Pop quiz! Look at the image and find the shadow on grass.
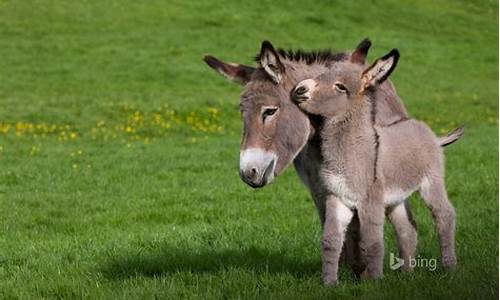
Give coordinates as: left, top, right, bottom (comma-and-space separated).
101, 245, 322, 279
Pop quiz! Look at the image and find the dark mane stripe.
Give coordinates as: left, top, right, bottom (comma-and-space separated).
278, 48, 348, 65
255, 48, 349, 65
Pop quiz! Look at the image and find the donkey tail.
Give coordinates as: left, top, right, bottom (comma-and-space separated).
438, 125, 465, 147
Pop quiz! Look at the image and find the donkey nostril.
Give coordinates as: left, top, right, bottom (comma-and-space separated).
251, 167, 257, 177
295, 86, 307, 95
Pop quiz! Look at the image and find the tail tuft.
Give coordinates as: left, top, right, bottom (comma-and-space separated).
439, 125, 465, 147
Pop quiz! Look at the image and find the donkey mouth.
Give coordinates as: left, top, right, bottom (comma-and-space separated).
241, 159, 276, 188
261, 158, 276, 185
292, 95, 309, 103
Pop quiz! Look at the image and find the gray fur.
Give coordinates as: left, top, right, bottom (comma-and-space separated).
291, 48, 459, 284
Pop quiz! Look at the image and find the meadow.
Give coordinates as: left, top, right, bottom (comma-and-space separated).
0, 0, 498, 299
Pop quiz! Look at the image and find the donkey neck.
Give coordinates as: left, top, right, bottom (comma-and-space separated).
319, 95, 375, 170
324, 95, 373, 138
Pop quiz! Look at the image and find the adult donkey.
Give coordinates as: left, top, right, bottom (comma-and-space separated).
203, 40, 418, 279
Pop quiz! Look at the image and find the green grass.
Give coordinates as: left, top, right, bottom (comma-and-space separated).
0, 0, 498, 299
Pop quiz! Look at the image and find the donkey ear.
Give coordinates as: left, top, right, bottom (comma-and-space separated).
203, 55, 256, 85
361, 49, 399, 90
350, 38, 371, 64
259, 40, 285, 84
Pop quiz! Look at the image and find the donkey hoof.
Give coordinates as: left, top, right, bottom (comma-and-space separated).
360, 269, 383, 280
442, 258, 457, 271
359, 269, 370, 280
322, 274, 338, 286
400, 265, 415, 272
322, 278, 339, 287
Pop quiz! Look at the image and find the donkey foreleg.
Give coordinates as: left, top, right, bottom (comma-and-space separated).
321, 195, 354, 285
358, 183, 386, 279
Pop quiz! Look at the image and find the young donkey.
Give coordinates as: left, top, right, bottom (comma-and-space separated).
291, 48, 461, 284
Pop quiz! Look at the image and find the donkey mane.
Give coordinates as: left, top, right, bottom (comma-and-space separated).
255, 48, 349, 65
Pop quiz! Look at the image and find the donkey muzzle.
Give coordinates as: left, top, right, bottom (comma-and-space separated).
239, 148, 277, 188
292, 79, 316, 103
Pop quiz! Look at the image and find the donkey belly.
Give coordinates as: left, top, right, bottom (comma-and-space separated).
383, 187, 416, 207
323, 173, 419, 209
322, 171, 422, 209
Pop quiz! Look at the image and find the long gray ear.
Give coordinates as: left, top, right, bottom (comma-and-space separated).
203, 55, 255, 85
350, 38, 371, 64
259, 40, 285, 84
361, 49, 399, 90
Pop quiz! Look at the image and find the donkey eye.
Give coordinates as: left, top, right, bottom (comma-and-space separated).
334, 82, 348, 93
262, 106, 278, 122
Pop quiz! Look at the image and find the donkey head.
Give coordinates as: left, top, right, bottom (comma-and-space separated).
292, 47, 400, 121
204, 41, 311, 188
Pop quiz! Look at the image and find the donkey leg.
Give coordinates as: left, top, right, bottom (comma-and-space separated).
321, 196, 354, 285
358, 184, 385, 279
342, 212, 366, 278
386, 201, 418, 271
419, 176, 456, 269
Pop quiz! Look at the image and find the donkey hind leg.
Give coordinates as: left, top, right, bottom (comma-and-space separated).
386, 201, 418, 271
419, 176, 456, 270
342, 212, 366, 278
321, 196, 354, 285
358, 183, 385, 279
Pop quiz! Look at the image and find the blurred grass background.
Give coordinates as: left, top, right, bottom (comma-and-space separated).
0, 0, 497, 299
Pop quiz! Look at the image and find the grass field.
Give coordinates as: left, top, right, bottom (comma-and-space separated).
0, 0, 498, 299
